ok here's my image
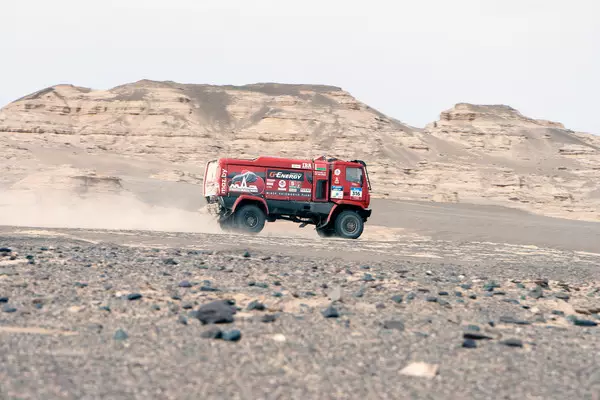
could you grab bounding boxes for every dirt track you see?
[1,198,600,400]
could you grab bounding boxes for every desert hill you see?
[0,80,598,226]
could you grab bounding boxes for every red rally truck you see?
[203,155,372,239]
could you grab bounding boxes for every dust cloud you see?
[0,189,223,234]
[0,188,405,241]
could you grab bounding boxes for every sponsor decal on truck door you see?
[265,169,311,199]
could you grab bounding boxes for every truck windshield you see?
[203,160,219,196]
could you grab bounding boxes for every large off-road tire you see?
[334,210,364,239]
[233,204,266,234]
[316,226,336,238]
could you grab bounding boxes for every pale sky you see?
[2,0,599,133]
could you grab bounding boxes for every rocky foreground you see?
[1,229,599,399]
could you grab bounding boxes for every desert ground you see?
[1,199,600,400]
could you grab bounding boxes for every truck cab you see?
[203,155,372,239]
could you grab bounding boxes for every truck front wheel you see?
[334,210,364,239]
[234,204,266,234]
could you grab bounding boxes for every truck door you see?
[312,162,329,202]
[332,164,365,201]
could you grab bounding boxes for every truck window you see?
[316,180,327,199]
[346,167,363,184]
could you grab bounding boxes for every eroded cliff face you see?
[0,81,598,222]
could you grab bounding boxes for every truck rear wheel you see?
[234,204,266,234]
[334,210,364,239]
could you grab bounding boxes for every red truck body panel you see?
[203,155,372,238]
[205,156,370,208]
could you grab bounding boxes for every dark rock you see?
[353,287,365,298]
[503,299,520,305]
[483,281,500,291]
[179,280,193,288]
[555,292,570,300]
[469,294,477,299]
[383,320,405,331]
[152,305,161,311]
[222,330,242,342]
[454,291,463,297]
[551,310,565,316]
[104,284,113,291]
[465,324,481,332]
[261,314,277,323]
[74,282,88,288]
[0,247,11,253]
[201,327,223,339]
[572,319,598,327]
[499,316,531,325]
[195,300,236,325]
[461,283,473,290]
[516,283,526,289]
[500,338,523,347]
[178,315,188,325]
[99,306,111,312]
[406,292,416,301]
[274,281,282,286]
[3,305,17,313]
[462,339,477,348]
[200,286,220,292]
[362,273,375,282]
[438,291,449,296]
[492,291,506,296]
[360,265,371,270]
[304,291,316,297]
[438,299,451,306]
[0,297,8,303]
[242,251,251,258]
[127,293,142,301]
[463,331,492,340]
[375,303,386,310]
[425,296,438,302]
[256,283,269,289]
[534,279,550,289]
[34,303,43,310]
[391,294,403,303]
[321,305,339,318]
[272,292,283,298]
[163,258,178,265]
[182,303,193,310]
[25,255,34,260]
[247,300,266,311]
[529,286,544,299]
[113,329,128,341]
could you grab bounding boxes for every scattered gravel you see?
[0,228,599,400]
